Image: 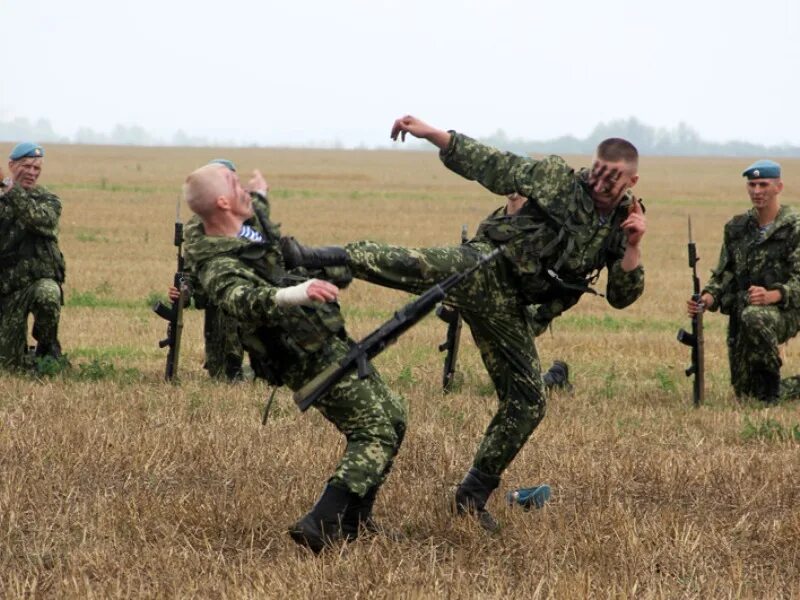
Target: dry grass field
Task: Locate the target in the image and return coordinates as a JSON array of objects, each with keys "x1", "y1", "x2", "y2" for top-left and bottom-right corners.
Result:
[{"x1": 1, "y1": 144, "x2": 799, "y2": 598}]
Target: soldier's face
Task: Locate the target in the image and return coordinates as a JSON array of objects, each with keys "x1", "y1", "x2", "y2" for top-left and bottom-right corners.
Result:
[
  {"x1": 747, "y1": 178, "x2": 783, "y2": 210},
  {"x1": 225, "y1": 170, "x2": 254, "y2": 220},
  {"x1": 588, "y1": 159, "x2": 638, "y2": 213},
  {"x1": 8, "y1": 157, "x2": 43, "y2": 190}
]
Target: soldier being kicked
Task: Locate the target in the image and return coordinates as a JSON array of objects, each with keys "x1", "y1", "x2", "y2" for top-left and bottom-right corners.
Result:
[{"x1": 181, "y1": 163, "x2": 407, "y2": 553}]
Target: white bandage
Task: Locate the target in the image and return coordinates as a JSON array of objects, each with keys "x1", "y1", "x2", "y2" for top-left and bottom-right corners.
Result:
[{"x1": 274, "y1": 279, "x2": 316, "y2": 307}]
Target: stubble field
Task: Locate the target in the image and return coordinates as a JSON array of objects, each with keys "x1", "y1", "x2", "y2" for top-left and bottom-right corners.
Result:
[{"x1": 1, "y1": 144, "x2": 799, "y2": 598}]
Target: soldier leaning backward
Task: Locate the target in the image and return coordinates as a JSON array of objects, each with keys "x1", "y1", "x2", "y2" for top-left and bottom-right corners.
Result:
[
  {"x1": 688, "y1": 160, "x2": 800, "y2": 405},
  {"x1": 282, "y1": 114, "x2": 647, "y2": 532},
  {"x1": 0, "y1": 143, "x2": 66, "y2": 370},
  {"x1": 181, "y1": 163, "x2": 406, "y2": 554}
]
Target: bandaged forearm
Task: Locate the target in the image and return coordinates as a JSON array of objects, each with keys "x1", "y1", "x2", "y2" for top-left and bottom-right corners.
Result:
[{"x1": 274, "y1": 280, "x2": 316, "y2": 307}]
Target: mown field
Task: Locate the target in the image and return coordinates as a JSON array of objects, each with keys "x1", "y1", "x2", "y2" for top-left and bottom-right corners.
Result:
[{"x1": 1, "y1": 144, "x2": 799, "y2": 598}]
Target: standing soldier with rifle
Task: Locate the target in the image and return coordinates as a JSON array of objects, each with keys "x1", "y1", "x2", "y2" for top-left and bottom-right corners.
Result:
[
  {"x1": 282, "y1": 114, "x2": 647, "y2": 532},
  {"x1": 687, "y1": 160, "x2": 800, "y2": 405}
]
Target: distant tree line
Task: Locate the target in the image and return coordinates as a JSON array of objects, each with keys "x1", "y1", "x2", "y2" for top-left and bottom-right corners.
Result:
[
  {"x1": 1, "y1": 115, "x2": 799, "y2": 156},
  {"x1": 482, "y1": 117, "x2": 800, "y2": 158}
]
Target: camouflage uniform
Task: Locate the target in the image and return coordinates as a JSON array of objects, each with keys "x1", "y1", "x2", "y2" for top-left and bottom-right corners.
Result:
[
  {"x1": 0, "y1": 182, "x2": 65, "y2": 369},
  {"x1": 183, "y1": 221, "x2": 406, "y2": 498},
  {"x1": 183, "y1": 192, "x2": 276, "y2": 380},
  {"x1": 345, "y1": 133, "x2": 644, "y2": 479},
  {"x1": 703, "y1": 205, "x2": 800, "y2": 401}
]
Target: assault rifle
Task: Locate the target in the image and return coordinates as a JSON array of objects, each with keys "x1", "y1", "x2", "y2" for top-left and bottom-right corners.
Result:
[
  {"x1": 435, "y1": 224, "x2": 469, "y2": 392},
  {"x1": 677, "y1": 217, "x2": 704, "y2": 406},
  {"x1": 153, "y1": 201, "x2": 190, "y2": 381},
  {"x1": 293, "y1": 246, "x2": 503, "y2": 411}
]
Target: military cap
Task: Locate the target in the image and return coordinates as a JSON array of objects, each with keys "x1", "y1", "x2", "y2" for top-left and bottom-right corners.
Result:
[
  {"x1": 742, "y1": 159, "x2": 781, "y2": 180},
  {"x1": 9, "y1": 142, "x2": 44, "y2": 161},
  {"x1": 209, "y1": 158, "x2": 236, "y2": 172}
]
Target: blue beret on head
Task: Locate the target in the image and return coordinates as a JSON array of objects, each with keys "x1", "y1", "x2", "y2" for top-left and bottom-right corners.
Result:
[
  {"x1": 209, "y1": 158, "x2": 236, "y2": 172},
  {"x1": 9, "y1": 142, "x2": 44, "y2": 161},
  {"x1": 742, "y1": 159, "x2": 781, "y2": 180}
]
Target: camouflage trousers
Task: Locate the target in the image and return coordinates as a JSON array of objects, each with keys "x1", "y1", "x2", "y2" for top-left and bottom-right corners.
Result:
[
  {"x1": 282, "y1": 336, "x2": 407, "y2": 497},
  {"x1": 728, "y1": 304, "x2": 800, "y2": 401},
  {"x1": 345, "y1": 240, "x2": 546, "y2": 479},
  {"x1": 203, "y1": 304, "x2": 244, "y2": 380},
  {"x1": 0, "y1": 278, "x2": 62, "y2": 369}
]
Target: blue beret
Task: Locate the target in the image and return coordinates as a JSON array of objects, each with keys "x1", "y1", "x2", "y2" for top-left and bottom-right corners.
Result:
[
  {"x1": 743, "y1": 159, "x2": 781, "y2": 180},
  {"x1": 209, "y1": 158, "x2": 236, "y2": 172},
  {"x1": 9, "y1": 142, "x2": 44, "y2": 161}
]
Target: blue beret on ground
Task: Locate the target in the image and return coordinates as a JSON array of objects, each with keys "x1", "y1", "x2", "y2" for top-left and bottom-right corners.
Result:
[
  {"x1": 742, "y1": 159, "x2": 781, "y2": 180},
  {"x1": 9, "y1": 142, "x2": 44, "y2": 161},
  {"x1": 209, "y1": 158, "x2": 236, "y2": 172}
]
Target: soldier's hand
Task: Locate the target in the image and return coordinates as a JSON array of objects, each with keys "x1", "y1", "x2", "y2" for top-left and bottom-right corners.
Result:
[
  {"x1": 621, "y1": 198, "x2": 646, "y2": 247},
  {"x1": 390, "y1": 115, "x2": 452, "y2": 149},
  {"x1": 275, "y1": 279, "x2": 339, "y2": 307},
  {"x1": 307, "y1": 279, "x2": 339, "y2": 303},
  {"x1": 747, "y1": 285, "x2": 781, "y2": 306},
  {"x1": 168, "y1": 286, "x2": 180, "y2": 302},
  {"x1": 247, "y1": 169, "x2": 269, "y2": 197},
  {"x1": 687, "y1": 292, "x2": 712, "y2": 316}
]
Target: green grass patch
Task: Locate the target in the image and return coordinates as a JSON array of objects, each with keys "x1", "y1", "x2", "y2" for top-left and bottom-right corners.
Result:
[{"x1": 740, "y1": 416, "x2": 800, "y2": 442}]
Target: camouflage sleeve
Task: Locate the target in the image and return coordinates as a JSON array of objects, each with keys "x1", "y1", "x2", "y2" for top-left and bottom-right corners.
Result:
[
  {"x1": 772, "y1": 225, "x2": 800, "y2": 310},
  {"x1": 605, "y1": 261, "x2": 644, "y2": 309},
  {"x1": 702, "y1": 231, "x2": 736, "y2": 312},
  {"x1": 197, "y1": 255, "x2": 285, "y2": 325},
  {"x1": 2, "y1": 186, "x2": 61, "y2": 237}
]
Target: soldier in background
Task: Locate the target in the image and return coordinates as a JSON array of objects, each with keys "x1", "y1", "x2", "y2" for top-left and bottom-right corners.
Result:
[
  {"x1": 282, "y1": 114, "x2": 646, "y2": 532},
  {"x1": 688, "y1": 160, "x2": 800, "y2": 404},
  {"x1": 0, "y1": 143, "x2": 66, "y2": 370},
  {"x1": 182, "y1": 163, "x2": 406, "y2": 553}
]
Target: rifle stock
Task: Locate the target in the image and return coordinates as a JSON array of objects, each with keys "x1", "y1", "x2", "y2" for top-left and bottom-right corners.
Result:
[
  {"x1": 293, "y1": 245, "x2": 502, "y2": 411},
  {"x1": 676, "y1": 217, "x2": 705, "y2": 406}
]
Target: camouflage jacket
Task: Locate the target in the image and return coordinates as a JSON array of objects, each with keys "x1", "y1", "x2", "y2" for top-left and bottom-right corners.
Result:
[
  {"x1": 441, "y1": 133, "x2": 644, "y2": 311},
  {"x1": 704, "y1": 205, "x2": 800, "y2": 315},
  {"x1": 183, "y1": 221, "x2": 347, "y2": 384},
  {"x1": 183, "y1": 192, "x2": 277, "y2": 308},
  {"x1": 0, "y1": 183, "x2": 66, "y2": 297}
]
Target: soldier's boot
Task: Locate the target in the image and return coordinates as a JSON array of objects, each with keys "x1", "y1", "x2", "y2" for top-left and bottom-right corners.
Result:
[
  {"x1": 34, "y1": 338, "x2": 62, "y2": 360},
  {"x1": 756, "y1": 370, "x2": 781, "y2": 405},
  {"x1": 542, "y1": 360, "x2": 573, "y2": 393},
  {"x1": 280, "y1": 236, "x2": 349, "y2": 270},
  {"x1": 288, "y1": 483, "x2": 359, "y2": 554},
  {"x1": 345, "y1": 485, "x2": 404, "y2": 541},
  {"x1": 223, "y1": 355, "x2": 245, "y2": 382},
  {"x1": 454, "y1": 467, "x2": 501, "y2": 533}
]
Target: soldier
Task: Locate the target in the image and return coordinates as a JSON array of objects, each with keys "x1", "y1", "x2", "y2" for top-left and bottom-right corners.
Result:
[
  {"x1": 687, "y1": 160, "x2": 800, "y2": 404},
  {"x1": 181, "y1": 163, "x2": 406, "y2": 553},
  {"x1": 0, "y1": 143, "x2": 66, "y2": 370},
  {"x1": 282, "y1": 114, "x2": 646, "y2": 531}
]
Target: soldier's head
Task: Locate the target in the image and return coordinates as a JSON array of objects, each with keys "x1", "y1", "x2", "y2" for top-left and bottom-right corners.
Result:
[
  {"x1": 588, "y1": 138, "x2": 639, "y2": 213},
  {"x1": 8, "y1": 142, "x2": 44, "y2": 190},
  {"x1": 742, "y1": 160, "x2": 783, "y2": 210},
  {"x1": 184, "y1": 163, "x2": 254, "y2": 229}
]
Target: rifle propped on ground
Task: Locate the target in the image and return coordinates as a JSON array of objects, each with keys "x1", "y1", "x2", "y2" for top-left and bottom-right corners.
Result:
[
  {"x1": 677, "y1": 216, "x2": 704, "y2": 406},
  {"x1": 293, "y1": 246, "x2": 503, "y2": 411},
  {"x1": 153, "y1": 200, "x2": 191, "y2": 381},
  {"x1": 436, "y1": 224, "x2": 469, "y2": 392}
]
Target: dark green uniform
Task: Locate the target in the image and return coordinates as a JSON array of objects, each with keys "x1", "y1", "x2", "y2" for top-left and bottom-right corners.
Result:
[
  {"x1": 0, "y1": 182, "x2": 65, "y2": 368},
  {"x1": 703, "y1": 205, "x2": 800, "y2": 401},
  {"x1": 183, "y1": 221, "x2": 406, "y2": 498},
  {"x1": 183, "y1": 192, "x2": 276, "y2": 380},
  {"x1": 345, "y1": 133, "x2": 644, "y2": 479}
]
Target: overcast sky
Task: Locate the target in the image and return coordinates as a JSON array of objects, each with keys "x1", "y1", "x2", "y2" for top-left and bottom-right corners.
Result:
[{"x1": 2, "y1": 0, "x2": 798, "y2": 147}]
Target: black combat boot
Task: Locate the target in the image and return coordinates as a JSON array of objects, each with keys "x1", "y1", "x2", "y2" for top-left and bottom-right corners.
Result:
[
  {"x1": 34, "y1": 338, "x2": 62, "y2": 360},
  {"x1": 542, "y1": 360, "x2": 573, "y2": 393},
  {"x1": 455, "y1": 467, "x2": 501, "y2": 533},
  {"x1": 280, "y1": 236, "x2": 349, "y2": 270},
  {"x1": 344, "y1": 486, "x2": 404, "y2": 541},
  {"x1": 288, "y1": 484, "x2": 359, "y2": 554},
  {"x1": 757, "y1": 370, "x2": 781, "y2": 405}
]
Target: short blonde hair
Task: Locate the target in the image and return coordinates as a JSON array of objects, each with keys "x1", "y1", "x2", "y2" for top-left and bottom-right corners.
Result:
[{"x1": 183, "y1": 163, "x2": 228, "y2": 217}]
